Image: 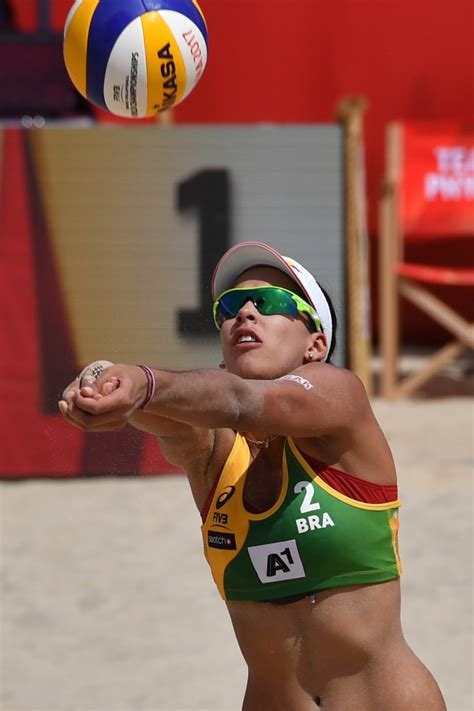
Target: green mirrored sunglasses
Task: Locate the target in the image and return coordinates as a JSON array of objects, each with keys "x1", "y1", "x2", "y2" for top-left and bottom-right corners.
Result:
[{"x1": 213, "y1": 286, "x2": 321, "y2": 331}]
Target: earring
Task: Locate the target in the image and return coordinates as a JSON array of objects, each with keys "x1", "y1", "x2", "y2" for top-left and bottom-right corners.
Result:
[
  {"x1": 219, "y1": 362, "x2": 226, "y2": 369},
  {"x1": 307, "y1": 353, "x2": 314, "y2": 361}
]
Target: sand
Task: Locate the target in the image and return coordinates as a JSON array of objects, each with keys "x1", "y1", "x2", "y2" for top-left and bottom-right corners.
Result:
[{"x1": 1, "y1": 397, "x2": 472, "y2": 711}]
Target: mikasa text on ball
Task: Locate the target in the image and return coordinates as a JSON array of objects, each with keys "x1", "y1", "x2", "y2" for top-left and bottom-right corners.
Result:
[{"x1": 63, "y1": 0, "x2": 208, "y2": 118}]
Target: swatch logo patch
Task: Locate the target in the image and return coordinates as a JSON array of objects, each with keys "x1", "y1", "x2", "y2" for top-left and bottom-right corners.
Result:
[{"x1": 207, "y1": 531, "x2": 236, "y2": 550}]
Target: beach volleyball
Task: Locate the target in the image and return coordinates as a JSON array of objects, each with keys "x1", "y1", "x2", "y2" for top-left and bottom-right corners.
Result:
[{"x1": 63, "y1": 0, "x2": 208, "y2": 118}]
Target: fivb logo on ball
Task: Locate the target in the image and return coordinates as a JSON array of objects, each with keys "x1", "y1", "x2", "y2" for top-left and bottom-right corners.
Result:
[{"x1": 63, "y1": 0, "x2": 208, "y2": 118}]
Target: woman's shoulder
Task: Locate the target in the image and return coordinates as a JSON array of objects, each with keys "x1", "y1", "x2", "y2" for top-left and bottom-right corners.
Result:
[{"x1": 296, "y1": 362, "x2": 370, "y2": 405}]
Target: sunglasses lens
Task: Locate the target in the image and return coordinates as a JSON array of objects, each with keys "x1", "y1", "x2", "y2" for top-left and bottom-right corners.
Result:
[
  {"x1": 214, "y1": 288, "x2": 299, "y2": 329},
  {"x1": 215, "y1": 298, "x2": 237, "y2": 328}
]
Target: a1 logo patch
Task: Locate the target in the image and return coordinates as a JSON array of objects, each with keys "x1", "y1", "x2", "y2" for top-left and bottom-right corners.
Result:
[{"x1": 247, "y1": 539, "x2": 306, "y2": 583}]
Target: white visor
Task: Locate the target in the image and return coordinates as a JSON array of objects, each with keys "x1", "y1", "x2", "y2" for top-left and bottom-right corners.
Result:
[{"x1": 211, "y1": 241, "x2": 333, "y2": 361}]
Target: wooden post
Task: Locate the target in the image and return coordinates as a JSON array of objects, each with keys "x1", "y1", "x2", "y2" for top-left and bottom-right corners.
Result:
[
  {"x1": 399, "y1": 279, "x2": 474, "y2": 347},
  {"x1": 379, "y1": 123, "x2": 403, "y2": 397},
  {"x1": 337, "y1": 96, "x2": 372, "y2": 394},
  {"x1": 156, "y1": 108, "x2": 175, "y2": 125},
  {"x1": 392, "y1": 340, "x2": 465, "y2": 398}
]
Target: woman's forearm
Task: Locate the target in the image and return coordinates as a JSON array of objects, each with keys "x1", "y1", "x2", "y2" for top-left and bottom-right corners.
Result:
[{"x1": 145, "y1": 368, "x2": 262, "y2": 431}]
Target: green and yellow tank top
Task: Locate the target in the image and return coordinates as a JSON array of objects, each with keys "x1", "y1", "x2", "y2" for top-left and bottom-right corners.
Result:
[{"x1": 201, "y1": 433, "x2": 402, "y2": 602}]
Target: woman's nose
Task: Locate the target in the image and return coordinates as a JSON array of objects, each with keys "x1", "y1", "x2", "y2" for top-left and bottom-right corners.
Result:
[{"x1": 235, "y1": 300, "x2": 258, "y2": 323}]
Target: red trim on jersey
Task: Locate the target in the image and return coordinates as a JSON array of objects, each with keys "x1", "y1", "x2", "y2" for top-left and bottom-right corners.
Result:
[
  {"x1": 201, "y1": 477, "x2": 219, "y2": 522},
  {"x1": 304, "y1": 453, "x2": 398, "y2": 504}
]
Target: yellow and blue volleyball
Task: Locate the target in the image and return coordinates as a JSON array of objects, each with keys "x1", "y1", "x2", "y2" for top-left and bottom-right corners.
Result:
[{"x1": 63, "y1": 0, "x2": 208, "y2": 118}]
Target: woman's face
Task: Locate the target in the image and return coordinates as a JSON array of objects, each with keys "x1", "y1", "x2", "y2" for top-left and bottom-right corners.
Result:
[{"x1": 218, "y1": 266, "x2": 325, "y2": 379}]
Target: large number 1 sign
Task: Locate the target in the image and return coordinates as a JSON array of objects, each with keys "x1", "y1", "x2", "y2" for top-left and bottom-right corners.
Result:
[{"x1": 177, "y1": 169, "x2": 230, "y2": 334}]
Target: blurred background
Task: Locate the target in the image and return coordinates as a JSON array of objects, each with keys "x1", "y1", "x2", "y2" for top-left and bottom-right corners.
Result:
[
  {"x1": 1, "y1": 0, "x2": 472, "y2": 477},
  {"x1": 0, "y1": 1, "x2": 472, "y2": 709}
]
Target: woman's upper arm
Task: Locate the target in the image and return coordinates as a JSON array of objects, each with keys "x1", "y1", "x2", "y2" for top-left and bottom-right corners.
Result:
[
  {"x1": 237, "y1": 364, "x2": 367, "y2": 439},
  {"x1": 129, "y1": 410, "x2": 215, "y2": 476}
]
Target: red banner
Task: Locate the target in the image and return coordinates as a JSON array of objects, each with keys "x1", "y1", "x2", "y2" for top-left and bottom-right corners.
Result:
[{"x1": 401, "y1": 123, "x2": 474, "y2": 237}]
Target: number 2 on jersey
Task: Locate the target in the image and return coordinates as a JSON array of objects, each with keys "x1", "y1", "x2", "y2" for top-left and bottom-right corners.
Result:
[{"x1": 294, "y1": 481, "x2": 321, "y2": 513}]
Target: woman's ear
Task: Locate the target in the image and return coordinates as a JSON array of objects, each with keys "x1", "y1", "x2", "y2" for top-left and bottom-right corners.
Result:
[{"x1": 305, "y1": 332, "x2": 328, "y2": 363}]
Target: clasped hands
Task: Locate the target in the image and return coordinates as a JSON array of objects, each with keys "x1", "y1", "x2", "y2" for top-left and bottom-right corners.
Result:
[{"x1": 58, "y1": 362, "x2": 149, "y2": 432}]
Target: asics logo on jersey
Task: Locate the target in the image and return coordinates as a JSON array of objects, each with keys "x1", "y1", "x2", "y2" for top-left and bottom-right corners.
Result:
[{"x1": 216, "y1": 485, "x2": 236, "y2": 509}]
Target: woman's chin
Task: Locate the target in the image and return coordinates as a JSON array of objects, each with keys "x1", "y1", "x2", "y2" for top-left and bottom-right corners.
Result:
[{"x1": 226, "y1": 358, "x2": 281, "y2": 381}]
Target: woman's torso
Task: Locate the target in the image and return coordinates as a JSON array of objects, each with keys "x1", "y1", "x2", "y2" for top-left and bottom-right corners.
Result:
[
  {"x1": 179, "y1": 372, "x2": 449, "y2": 710},
  {"x1": 227, "y1": 577, "x2": 405, "y2": 708},
  {"x1": 187, "y1": 411, "x2": 406, "y2": 708}
]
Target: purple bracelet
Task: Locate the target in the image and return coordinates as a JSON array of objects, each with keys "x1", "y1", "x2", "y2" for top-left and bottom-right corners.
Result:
[{"x1": 137, "y1": 365, "x2": 156, "y2": 410}]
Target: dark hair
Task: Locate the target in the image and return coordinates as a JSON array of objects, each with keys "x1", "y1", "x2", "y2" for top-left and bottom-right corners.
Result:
[
  {"x1": 319, "y1": 285, "x2": 338, "y2": 363},
  {"x1": 291, "y1": 280, "x2": 337, "y2": 364}
]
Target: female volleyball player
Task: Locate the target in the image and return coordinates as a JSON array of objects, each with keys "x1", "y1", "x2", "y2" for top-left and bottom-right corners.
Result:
[{"x1": 58, "y1": 242, "x2": 445, "y2": 710}]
